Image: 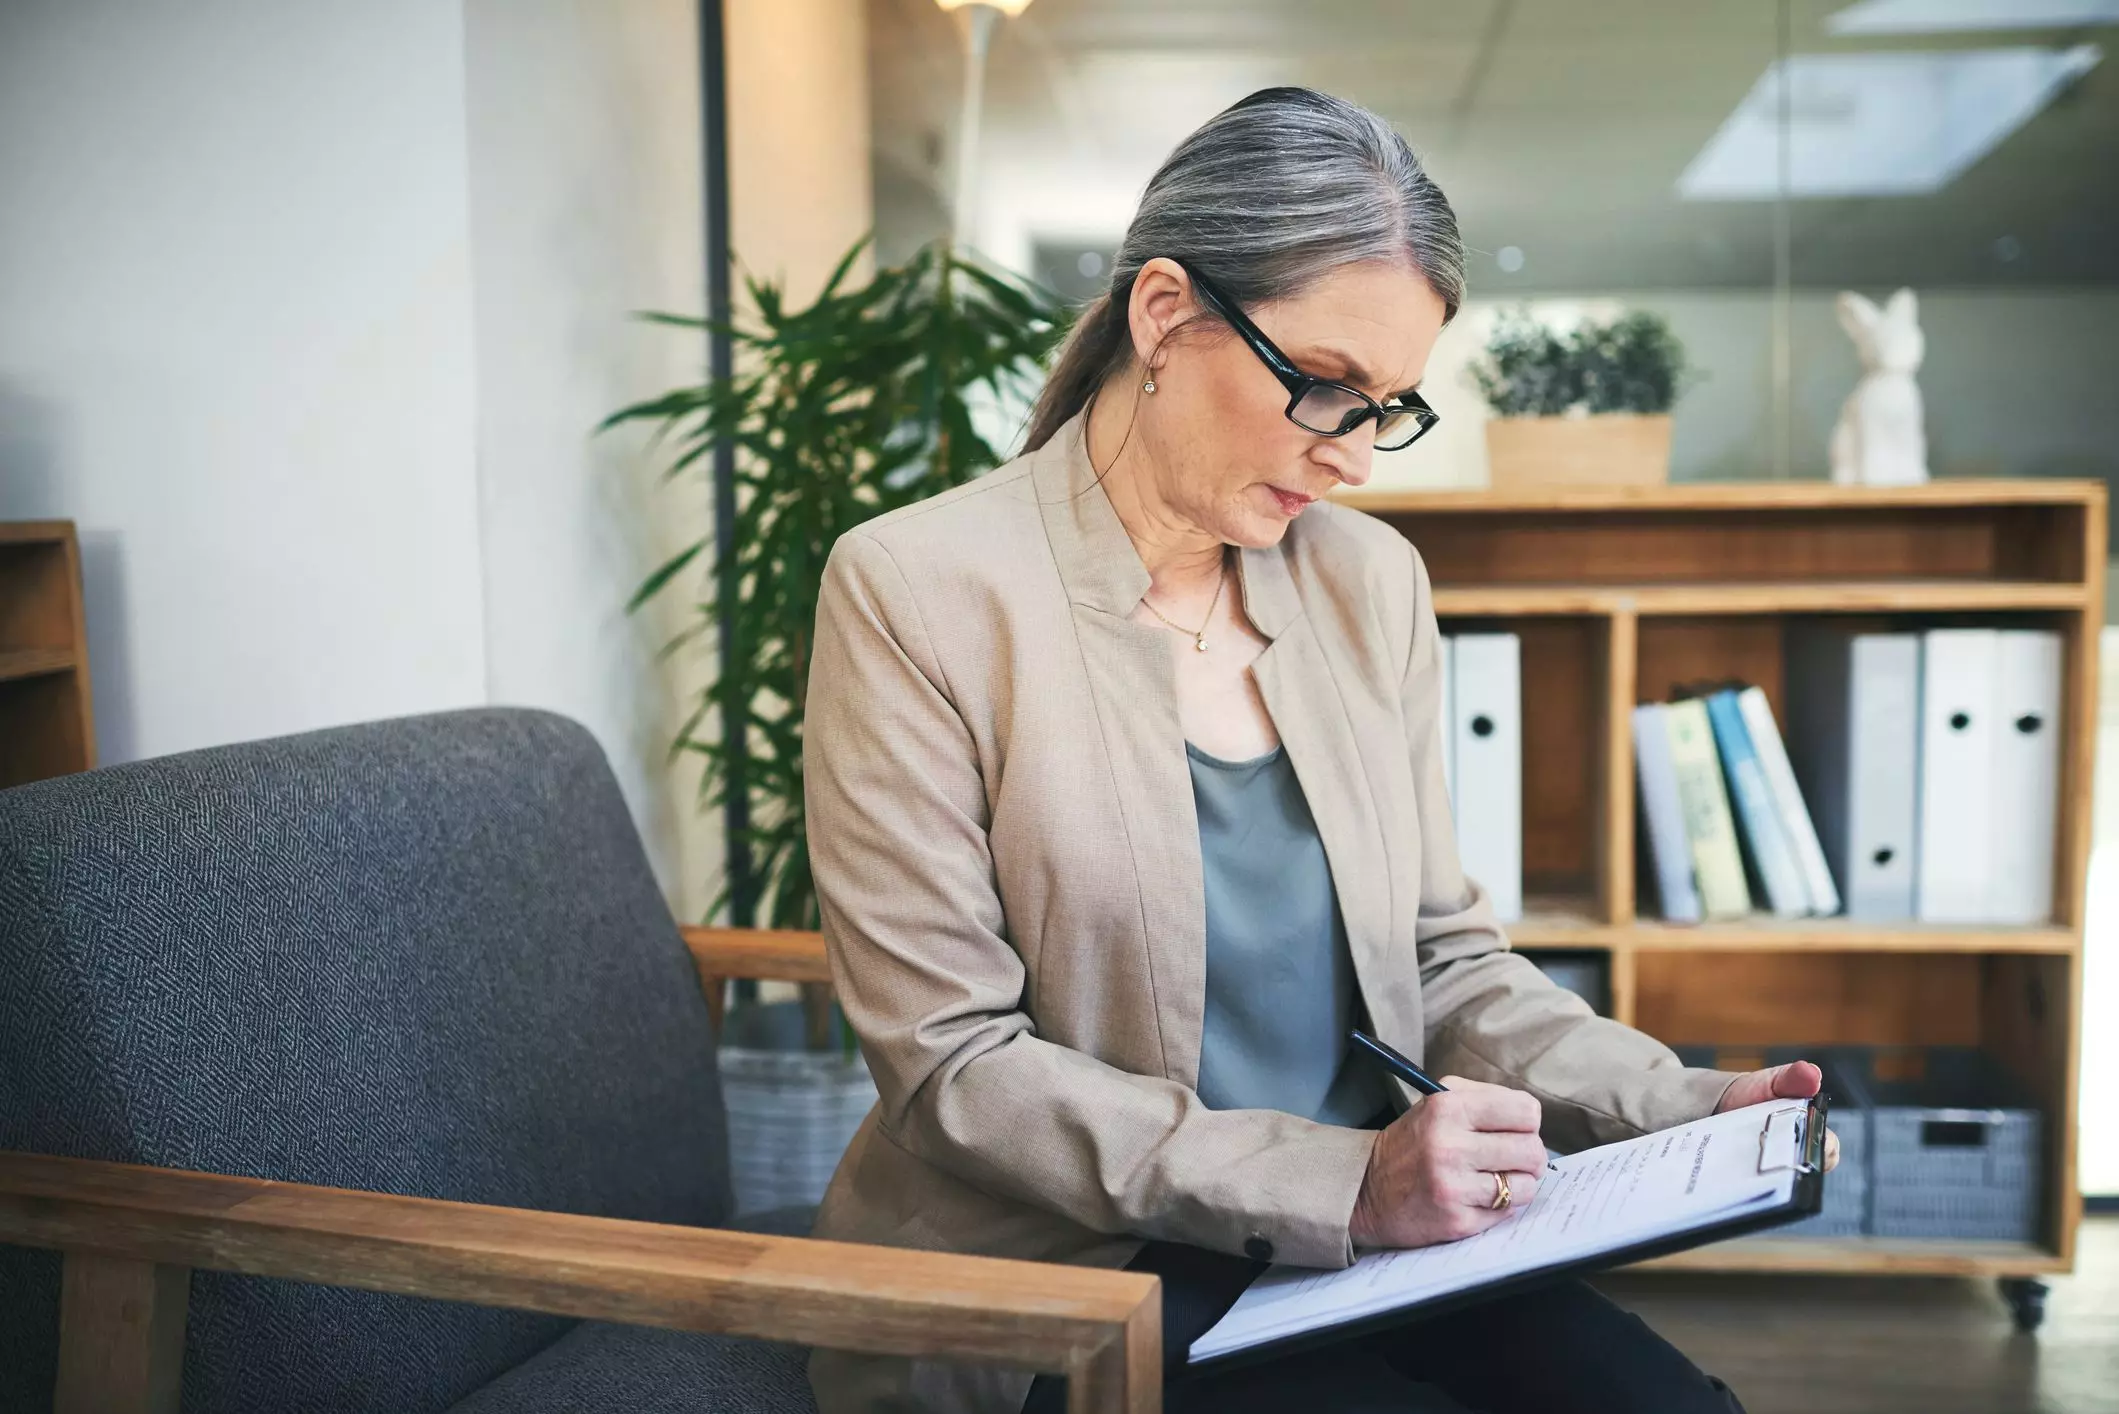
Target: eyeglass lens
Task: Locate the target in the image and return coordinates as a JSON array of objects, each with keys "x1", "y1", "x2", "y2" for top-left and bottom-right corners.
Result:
[{"x1": 1290, "y1": 384, "x2": 1429, "y2": 449}]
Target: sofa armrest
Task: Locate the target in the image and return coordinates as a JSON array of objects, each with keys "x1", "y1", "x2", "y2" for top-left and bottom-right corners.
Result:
[
  {"x1": 681, "y1": 926, "x2": 833, "y2": 1032},
  {"x1": 0, "y1": 1150, "x2": 1159, "y2": 1414}
]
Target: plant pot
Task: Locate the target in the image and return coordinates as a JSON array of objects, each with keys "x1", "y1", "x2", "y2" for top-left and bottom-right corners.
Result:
[
  {"x1": 1483, "y1": 412, "x2": 1672, "y2": 490},
  {"x1": 718, "y1": 1001, "x2": 878, "y2": 1215}
]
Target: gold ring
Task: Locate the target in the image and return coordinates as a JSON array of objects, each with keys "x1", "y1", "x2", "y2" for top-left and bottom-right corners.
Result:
[{"x1": 1489, "y1": 1171, "x2": 1512, "y2": 1211}]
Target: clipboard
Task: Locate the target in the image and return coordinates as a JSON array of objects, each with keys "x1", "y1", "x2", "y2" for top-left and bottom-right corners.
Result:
[{"x1": 1187, "y1": 1094, "x2": 1829, "y2": 1373}]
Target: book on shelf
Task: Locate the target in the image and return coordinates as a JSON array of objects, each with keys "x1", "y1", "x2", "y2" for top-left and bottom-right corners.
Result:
[
  {"x1": 1642, "y1": 627, "x2": 2064, "y2": 928},
  {"x1": 1705, "y1": 689, "x2": 1811, "y2": 918},
  {"x1": 1734, "y1": 685, "x2": 1840, "y2": 917},
  {"x1": 1632, "y1": 702, "x2": 1702, "y2": 924},
  {"x1": 1663, "y1": 698, "x2": 1752, "y2": 919}
]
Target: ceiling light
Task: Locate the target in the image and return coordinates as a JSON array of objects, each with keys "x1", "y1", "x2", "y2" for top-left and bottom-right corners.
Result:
[
  {"x1": 1677, "y1": 46, "x2": 2100, "y2": 200},
  {"x1": 1829, "y1": 0, "x2": 2119, "y2": 34},
  {"x1": 933, "y1": 0, "x2": 1036, "y2": 14}
]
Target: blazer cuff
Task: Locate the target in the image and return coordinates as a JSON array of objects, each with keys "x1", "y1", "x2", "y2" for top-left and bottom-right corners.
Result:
[
  {"x1": 1238, "y1": 1123, "x2": 1379, "y2": 1271},
  {"x1": 1629, "y1": 1065, "x2": 1745, "y2": 1135}
]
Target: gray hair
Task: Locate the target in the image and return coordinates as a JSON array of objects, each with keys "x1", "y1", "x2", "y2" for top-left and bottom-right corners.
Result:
[{"x1": 1024, "y1": 86, "x2": 1465, "y2": 452}]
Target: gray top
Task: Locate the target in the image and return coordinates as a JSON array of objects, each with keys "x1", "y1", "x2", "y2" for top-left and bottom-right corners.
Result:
[{"x1": 1187, "y1": 740, "x2": 1391, "y2": 1127}]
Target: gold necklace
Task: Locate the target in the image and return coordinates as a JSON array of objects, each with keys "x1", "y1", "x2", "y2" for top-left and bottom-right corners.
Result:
[{"x1": 1143, "y1": 551, "x2": 1229, "y2": 653}]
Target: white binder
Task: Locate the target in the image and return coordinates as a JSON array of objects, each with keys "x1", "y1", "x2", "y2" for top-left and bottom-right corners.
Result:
[
  {"x1": 1917, "y1": 628, "x2": 2001, "y2": 922},
  {"x1": 1786, "y1": 629, "x2": 1919, "y2": 920},
  {"x1": 1986, "y1": 630, "x2": 2063, "y2": 924},
  {"x1": 1633, "y1": 702, "x2": 1701, "y2": 923},
  {"x1": 1439, "y1": 634, "x2": 1457, "y2": 817},
  {"x1": 1451, "y1": 633, "x2": 1522, "y2": 921}
]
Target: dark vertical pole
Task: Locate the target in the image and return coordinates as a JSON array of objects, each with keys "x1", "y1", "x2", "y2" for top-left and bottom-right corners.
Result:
[
  {"x1": 1770, "y1": 0, "x2": 1793, "y2": 481},
  {"x1": 700, "y1": 0, "x2": 754, "y2": 928}
]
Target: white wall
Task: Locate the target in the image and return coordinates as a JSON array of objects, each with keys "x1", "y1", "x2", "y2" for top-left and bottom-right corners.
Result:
[
  {"x1": 0, "y1": 0, "x2": 720, "y2": 913},
  {"x1": 0, "y1": 0, "x2": 487, "y2": 764},
  {"x1": 457, "y1": 0, "x2": 875, "y2": 916},
  {"x1": 463, "y1": 0, "x2": 717, "y2": 912},
  {"x1": 726, "y1": 0, "x2": 875, "y2": 307}
]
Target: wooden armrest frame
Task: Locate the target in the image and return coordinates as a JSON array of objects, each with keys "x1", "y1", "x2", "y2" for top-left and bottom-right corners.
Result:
[
  {"x1": 0, "y1": 1151, "x2": 1159, "y2": 1414},
  {"x1": 682, "y1": 926, "x2": 833, "y2": 1033}
]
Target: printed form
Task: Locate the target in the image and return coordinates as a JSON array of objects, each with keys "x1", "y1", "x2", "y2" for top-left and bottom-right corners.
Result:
[{"x1": 1191, "y1": 1100, "x2": 1808, "y2": 1363}]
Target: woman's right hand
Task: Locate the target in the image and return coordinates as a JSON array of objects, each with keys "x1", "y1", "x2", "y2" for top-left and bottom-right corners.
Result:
[{"x1": 1347, "y1": 1078, "x2": 1548, "y2": 1249}]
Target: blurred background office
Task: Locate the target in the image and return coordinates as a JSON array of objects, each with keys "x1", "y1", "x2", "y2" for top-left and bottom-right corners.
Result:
[{"x1": 2, "y1": 2, "x2": 2116, "y2": 1409}]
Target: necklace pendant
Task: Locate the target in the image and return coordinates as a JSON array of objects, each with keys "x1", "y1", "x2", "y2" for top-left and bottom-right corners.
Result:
[{"x1": 1194, "y1": 636, "x2": 1209, "y2": 652}]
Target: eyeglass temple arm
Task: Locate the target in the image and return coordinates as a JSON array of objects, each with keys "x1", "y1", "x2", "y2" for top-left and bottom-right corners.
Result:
[{"x1": 1175, "y1": 258, "x2": 1432, "y2": 423}]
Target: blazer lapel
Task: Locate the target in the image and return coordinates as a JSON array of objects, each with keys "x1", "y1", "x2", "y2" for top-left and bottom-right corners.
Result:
[
  {"x1": 1031, "y1": 414, "x2": 1401, "y2": 1089},
  {"x1": 1239, "y1": 544, "x2": 1404, "y2": 1036},
  {"x1": 1033, "y1": 421, "x2": 1206, "y2": 1086}
]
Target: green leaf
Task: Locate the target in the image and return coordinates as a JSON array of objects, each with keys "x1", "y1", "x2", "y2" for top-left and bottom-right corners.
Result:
[
  {"x1": 1468, "y1": 305, "x2": 1687, "y2": 417},
  {"x1": 604, "y1": 235, "x2": 1075, "y2": 943},
  {"x1": 626, "y1": 542, "x2": 705, "y2": 611}
]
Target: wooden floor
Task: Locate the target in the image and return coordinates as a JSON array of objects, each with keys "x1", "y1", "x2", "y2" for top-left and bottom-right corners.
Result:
[{"x1": 1596, "y1": 1218, "x2": 2119, "y2": 1414}]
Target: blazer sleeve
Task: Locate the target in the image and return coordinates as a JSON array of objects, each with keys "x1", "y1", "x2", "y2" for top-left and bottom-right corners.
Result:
[
  {"x1": 1393, "y1": 541, "x2": 1738, "y2": 1153},
  {"x1": 803, "y1": 531, "x2": 1380, "y2": 1270}
]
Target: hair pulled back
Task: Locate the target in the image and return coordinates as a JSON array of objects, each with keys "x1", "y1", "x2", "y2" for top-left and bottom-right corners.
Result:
[{"x1": 1023, "y1": 86, "x2": 1465, "y2": 452}]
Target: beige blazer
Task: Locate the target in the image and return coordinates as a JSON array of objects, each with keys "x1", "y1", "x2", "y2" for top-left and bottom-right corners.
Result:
[{"x1": 801, "y1": 414, "x2": 1733, "y2": 1414}]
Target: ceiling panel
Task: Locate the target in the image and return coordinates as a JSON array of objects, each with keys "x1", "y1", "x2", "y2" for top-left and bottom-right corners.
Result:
[
  {"x1": 867, "y1": 0, "x2": 2119, "y2": 289},
  {"x1": 1012, "y1": 0, "x2": 1507, "y2": 52}
]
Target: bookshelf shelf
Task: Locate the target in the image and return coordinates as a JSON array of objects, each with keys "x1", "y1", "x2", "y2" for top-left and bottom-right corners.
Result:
[
  {"x1": 1335, "y1": 477, "x2": 2102, "y2": 516},
  {"x1": 1634, "y1": 1236, "x2": 2065, "y2": 1277},
  {"x1": 0, "y1": 647, "x2": 76, "y2": 684},
  {"x1": 1505, "y1": 896, "x2": 1605, "y2": 938},
  {"x1": 1433, "y1": 580, "x2": 2089, "y2": 619},
  {"x1": 0, "y1": 522, "x2": 75, "y2": 546},
  {"x1": 0, "y1": 521, "x2": 95, "y2": 788},
  {"x1": 1513, "y1": 915, "x2": 2078, "y2": 956},
  {"x1": 1365, "y1": 480, "x2": 2103, "y2": 1280}
]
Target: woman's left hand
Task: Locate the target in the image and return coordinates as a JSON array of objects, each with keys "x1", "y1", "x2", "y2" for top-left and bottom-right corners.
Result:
[{"x1": 1713, "y1": 1060, "x2": 1841, "y2": 1172}]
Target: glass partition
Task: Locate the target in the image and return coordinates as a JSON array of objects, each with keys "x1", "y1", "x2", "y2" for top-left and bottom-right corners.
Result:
[{"x1": 870, "y1": 0, "x2": 2117, "y2": 501}]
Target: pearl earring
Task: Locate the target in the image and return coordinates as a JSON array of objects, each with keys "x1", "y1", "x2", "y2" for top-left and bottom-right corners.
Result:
[{"x1": 1143, "y1": 377, "x2": 1157, "y2": 393}]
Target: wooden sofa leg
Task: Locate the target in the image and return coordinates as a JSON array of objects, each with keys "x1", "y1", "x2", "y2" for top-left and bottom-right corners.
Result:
[
  {"x1": 705, "y1": 975, "x2": 729, "y2": 1036},
  {"x1": 56, "y1": 1252, "x2": 189, "y2": 1414}
]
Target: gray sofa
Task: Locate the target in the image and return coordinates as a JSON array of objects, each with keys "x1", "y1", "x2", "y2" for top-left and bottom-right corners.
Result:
[{"x1": 0, "y1": 710, "x2": 1155, "y2": 1413}]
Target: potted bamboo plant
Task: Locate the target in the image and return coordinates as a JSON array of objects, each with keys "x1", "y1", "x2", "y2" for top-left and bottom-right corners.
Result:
[
  {"x1": 606, "y1": 240, "x2": 1070, "y2": 1211},
  {"x1": 1470, "y1": 308, "x2": 1689, "y2": 489}
]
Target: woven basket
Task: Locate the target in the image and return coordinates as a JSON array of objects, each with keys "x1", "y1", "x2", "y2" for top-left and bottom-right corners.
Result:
[{"x1": 718, "y1": 1001, "x2": 878, "y2": 1214}]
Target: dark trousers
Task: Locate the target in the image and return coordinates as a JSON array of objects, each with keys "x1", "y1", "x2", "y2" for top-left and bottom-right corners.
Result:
[{"x1": 1023, "y1": 1240, "x2": 1745, "y2": 1414}]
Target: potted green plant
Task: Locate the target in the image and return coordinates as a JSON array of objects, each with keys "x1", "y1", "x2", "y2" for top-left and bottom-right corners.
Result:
[
  {"x1": 1468, "y1": 308, "x2": 1688, "y2": 489},
  {"x1": 605, "y1": 239, "x2": 1070, "y2": 1211}
]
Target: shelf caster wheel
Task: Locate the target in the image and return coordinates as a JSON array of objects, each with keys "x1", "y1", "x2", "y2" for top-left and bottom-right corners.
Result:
[{"x1": 1999, "y1": 1277, "x2": 2048, "y2": 1333}]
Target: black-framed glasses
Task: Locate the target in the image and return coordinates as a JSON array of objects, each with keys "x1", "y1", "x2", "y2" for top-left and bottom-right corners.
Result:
[{"x1": 1174, "y1": 259, "x2": 1440, "y2": 452}]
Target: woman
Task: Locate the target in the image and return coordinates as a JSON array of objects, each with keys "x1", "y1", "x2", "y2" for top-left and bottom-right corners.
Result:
[{"x1": 802, "y1": 87, "x2": 1827, "y2": 1414}]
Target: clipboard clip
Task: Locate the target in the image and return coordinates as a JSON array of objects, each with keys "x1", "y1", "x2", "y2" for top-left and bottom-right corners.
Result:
[{"x1": 1756, "y1": 1099, "x2": 1829, "y2": 1176}]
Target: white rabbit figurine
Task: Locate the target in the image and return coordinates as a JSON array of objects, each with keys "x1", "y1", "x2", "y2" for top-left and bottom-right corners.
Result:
[{"x1": 1829, "y1": 288, "x2": 1929, "y2": 486}]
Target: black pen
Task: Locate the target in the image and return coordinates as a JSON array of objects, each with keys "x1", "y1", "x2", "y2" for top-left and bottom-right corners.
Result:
[{"x1": 1350, "y1": 1028, "x2": 1559, "y2": 1171}]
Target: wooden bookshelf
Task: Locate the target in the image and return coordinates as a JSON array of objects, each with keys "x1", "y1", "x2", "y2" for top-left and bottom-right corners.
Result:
[
  {"x1": 1337, "y1": 479, "x2": 2105, "y2": 1280},
  {"x1": 0, "y1": 521, "x2": 95, "y2": 788}
]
